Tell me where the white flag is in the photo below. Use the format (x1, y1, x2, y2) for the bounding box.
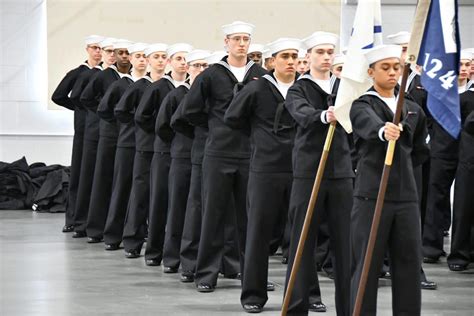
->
(334, 0, 383, 133)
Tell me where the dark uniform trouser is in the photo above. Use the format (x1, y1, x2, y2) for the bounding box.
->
(122, 151, 153, 252)
(103, 146, 135, 245)
(144, 152, 171, 260)
(448, 162, 474, 266)
(194, 155, 248, 286)
(180, 164, 241, 275)
(86, 136, 117, 238)
(180, 164, 203, 273)
(73, 138, 98, 233)
(163, 157, 192, 268)
(285, 178, 352, 316)
(414, 163, 431, 282)
(423, 157, 457, 259)
(351, 198, 421, 316)
(220, 214, 241, 276)
(66, 109, 86, 227)
(241, 172, 292, 307)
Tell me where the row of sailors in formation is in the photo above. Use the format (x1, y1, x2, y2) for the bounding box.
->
(52, 20, 474, 315)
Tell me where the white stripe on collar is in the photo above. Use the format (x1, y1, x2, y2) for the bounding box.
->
(467, 80, 473, 90)
(216, 59, 256, 82)
(122, 73, 135, 81)
(363, 90, 399, 103)
(405, 71, 417, 93)
(143, 75, 153, 83)
(262, 74, 285, 99)
(162, 74, 175, 85)
(80, 62, 93, 69)
(298, 73, 336, 93)
(108, 64, 128, 78)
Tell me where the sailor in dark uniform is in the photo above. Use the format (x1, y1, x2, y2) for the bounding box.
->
(125, 43, 192, 260)
(224, 38, 302, 313)
(103, 43, 168, 251)
(51, 34, 105, 233)
(349, 45, 429, 316)
(284, 31, 353, 315)
(73, 39, 132, 238)
(85, 42, 141, 242)
(156, 50, 211, 274)
(86, 43, 147, 243)
(181, 21, 267, 292)
(447, 52, 474, 272)
(422, 51, 470, 263)
(389, 31, 437, 290)
(173, 51, 241, 282)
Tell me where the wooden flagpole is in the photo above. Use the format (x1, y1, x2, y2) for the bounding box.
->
(352, 64, 410, 316)
(281, 121, 336, 316)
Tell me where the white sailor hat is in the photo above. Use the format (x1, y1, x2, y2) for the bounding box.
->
(387, 31, 411, 45)
(128, 43, 149, 54)
(460, 50, 473, 61)
(248, 44, 265, 53)
(364, 45, 402, 65)
(167, 43, 193, 57)
(267, 38, 302, 55)
(262, 48, 272, 59)
(303, 31, 338, 50)
(113, 39, 133, 50)
(222, 21, 255, 36)
(206, 50, 227, 64)
(99, 37, 117, 49)
(85, 35, 105, 45)
(298, 49, 307, 59)
(186, 50, 212, 63)
(332, 53, 346, 66)
(144, 43, 169, 57)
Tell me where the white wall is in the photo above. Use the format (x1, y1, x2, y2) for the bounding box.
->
(0, 0, 73, 165)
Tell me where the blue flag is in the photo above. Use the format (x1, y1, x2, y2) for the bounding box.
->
(417, 0, 461, 138)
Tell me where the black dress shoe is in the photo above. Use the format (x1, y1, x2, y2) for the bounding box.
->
(196, 283, 215, 293)
(72, 231, 87, 238)
(281, 257, 288, 264)
(104, 243, 120, 251)
(181, 271, 194, 283)
(163, 266, 178, 273)
(145, 259, 161, 266)
(225, 272, 242, 280)
(243, 303, 263, 313)
(125, 249, 140, 258)
(309, 302, 327, 313)
(266, 281, 275, 291)
(448, 263, 467, 271)
(62, 225, 74, 233)
(423, 256, 439, 264)
(421, 280, 437, 290)
(87, 237, 102, 243)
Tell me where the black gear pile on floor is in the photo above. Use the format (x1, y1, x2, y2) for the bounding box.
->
(0, 157, 70, 212)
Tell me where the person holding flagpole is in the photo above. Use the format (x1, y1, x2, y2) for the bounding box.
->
(349, 44, 430, 315)
(284, 31, 354, 315)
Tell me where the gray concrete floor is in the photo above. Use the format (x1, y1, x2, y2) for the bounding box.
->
(0, 210, 473, 316)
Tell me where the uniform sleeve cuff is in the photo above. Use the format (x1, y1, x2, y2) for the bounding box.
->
(320, 111, 328, 124)
(378, 126, 386, 142)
